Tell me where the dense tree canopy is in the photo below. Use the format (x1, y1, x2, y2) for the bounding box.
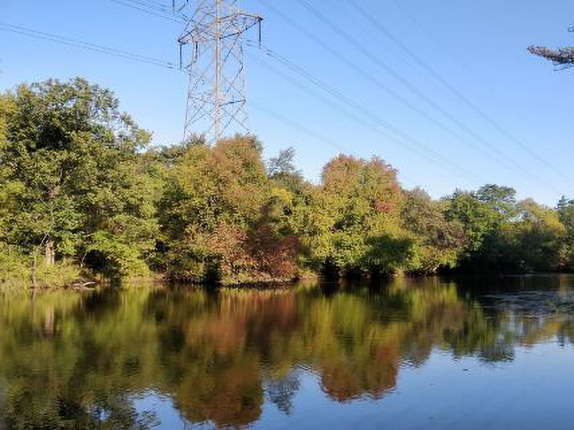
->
(401, 188, 466, 273)
(156, 136, 300, 283)
(0, 78, 158, 283)
(1, 77, 574, 287)
(304, 155, 410, 277)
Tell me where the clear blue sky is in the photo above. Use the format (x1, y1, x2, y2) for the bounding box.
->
(2, 0, 574, 204)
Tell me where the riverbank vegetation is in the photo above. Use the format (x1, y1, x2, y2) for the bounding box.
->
(1, 77, 574, 287)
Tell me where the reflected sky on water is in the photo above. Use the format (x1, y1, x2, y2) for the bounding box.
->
(1, 275, 574, 429)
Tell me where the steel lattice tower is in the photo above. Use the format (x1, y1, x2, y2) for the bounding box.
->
(174, 0, 262, 143)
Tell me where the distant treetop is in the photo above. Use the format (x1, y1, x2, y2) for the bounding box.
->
(529, 25, 574, 69)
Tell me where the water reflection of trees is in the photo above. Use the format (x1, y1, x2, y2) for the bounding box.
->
(1, 279, 574, 428)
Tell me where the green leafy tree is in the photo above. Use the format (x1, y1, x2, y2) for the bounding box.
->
(302, 155, 412, 277)
(513, 199, 565, 271)
(0, 78, 158, 279)
(557, 196, 574, 268)
(401, 188, 466, 273)
(444, 190, 497, 253)
(444, 185, 567, 273)
(475, 184, 517, 219)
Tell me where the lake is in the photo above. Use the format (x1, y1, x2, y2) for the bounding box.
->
(1, 275, 574, 429)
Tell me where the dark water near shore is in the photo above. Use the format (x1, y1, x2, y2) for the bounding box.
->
(2, 275, 574, 429)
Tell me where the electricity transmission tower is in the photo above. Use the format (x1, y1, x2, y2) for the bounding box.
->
(174, 0, 262, 143)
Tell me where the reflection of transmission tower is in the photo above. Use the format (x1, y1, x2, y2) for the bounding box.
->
(174, 0, 262, 143)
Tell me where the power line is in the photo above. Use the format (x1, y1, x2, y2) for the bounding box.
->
(293, 0, 562, 194)
(0, 20, 358, 164)
(260, 1, 536, 184)
(3, 5, 553, 192)
(391, 0, 480, 80)
(249, 40, 532, 176)
(0, 22, 179, 70)
(247, 48, 484, 184)
(110, 0, 189, 21)
(108, 0, 186, 23)
(392, 0, 574, 184)
(113, 0, 556, 189)
(346, 0, 574, 184)
(130, 0, 173, 11)
(249, 42, 457, 159)
(0, 13, 451, 178)
(251, 100, 349, 153)
(0, 16, 352, 161)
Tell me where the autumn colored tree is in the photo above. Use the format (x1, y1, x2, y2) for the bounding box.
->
(157, 136, 301, 283)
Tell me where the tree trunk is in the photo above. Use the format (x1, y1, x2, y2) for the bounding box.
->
(45, 237, 56, 266)
(31, 253, 37, 289)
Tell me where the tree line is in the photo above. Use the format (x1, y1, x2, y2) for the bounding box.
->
(1, 77, 574, 286)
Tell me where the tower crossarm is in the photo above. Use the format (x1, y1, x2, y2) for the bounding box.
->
(174, 0, 262, 143)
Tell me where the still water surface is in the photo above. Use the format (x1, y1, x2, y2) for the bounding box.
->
(2, 275, 574, 429)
